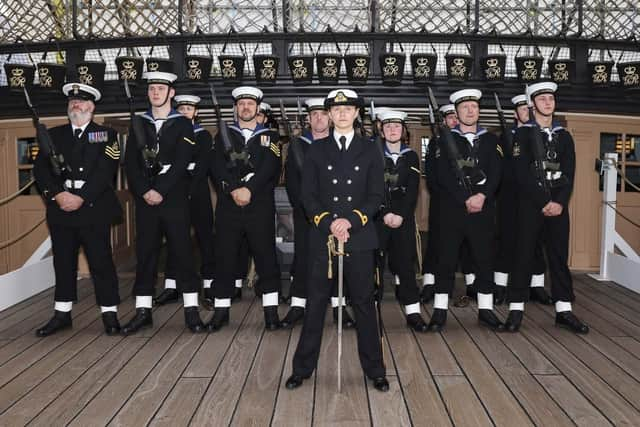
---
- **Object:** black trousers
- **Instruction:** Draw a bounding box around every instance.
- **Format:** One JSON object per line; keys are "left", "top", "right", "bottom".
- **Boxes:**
{"left": 49, "top": 222, "right": 120, "bottom": 306}
{"left": 422, "top": 194, "right": 439, "bottom": 276}
{"left": 377, "top": 219, "right": 420, "bottom": 306}
{"left": 508, "top": 199, "right": 574, "bottom": 303}
{"left": 289, "top": 209, "right": 310, "bottom": 299}
{"left": 213, "top": 201, "right": 280, "bottom": 299}
{"left": 495, "top": 186, "right": 546, "bottom": 276}
{"left": 435, "top": 199, "right": 495, "bottom": 295}
{"left": 166, "top": 182, "right": 216, "bottom": 284}
{"left": 292, "top": 248, "right": 385, "bottom": 379}
{"left": 236, "top": 236, "right": 251, "bottom": 280}
{"left": 459, "top": 239, "right": 475, "bottom": 276}
{"left": 133, "top": 201, "right": 200, "bottom": 296}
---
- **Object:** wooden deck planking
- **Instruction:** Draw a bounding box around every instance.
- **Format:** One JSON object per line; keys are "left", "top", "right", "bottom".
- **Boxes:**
{"left": 382, "top": 302, "right": 452, "bottom": 427}
{"left": 450, "top": 306, "right": 573, "bottom": 427}
{"left": 0, "top": 275, "right": 638, "bottom": 427}
{"left": 270, "top": 324, "right": 314, "bottom": 427}
{"left": 437, "top": 308, "right": 533, "bottom": 427}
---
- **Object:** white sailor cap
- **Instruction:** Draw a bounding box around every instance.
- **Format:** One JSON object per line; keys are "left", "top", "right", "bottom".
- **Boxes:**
{"left": 378, "top": 110, "right": 408, "bottom": 124}
{"left": 174, "top": 95, "right": 201, "bottom": 106}
{"left": 259, "top": 102, "right": 271, "bottom": 113}
{"left": 231, "top": 86, "right": 263, "bottom": 102}
{"left": 511, "top": 94, "right": 528, "bottom": 107}
{"left": 373, "top": 107, "right": 393, "bottom": 120}
{"left": 439, "top": 104, "right": 456, "bottom": 116}
{"left": 325, "top": 89, "right": 362, "bottom": 108}
{"left": 143, "top": 71, "right": 178, "bottom": 85}
{"left": 62, "top": 82, "right": 101, "bottom": 102}
{"left": 527, "top": 81, "right": 557, "bottom": 99}
{"left": 305, "top": 98, "right": 326, "bottom": 111}
{"left": 449, "top": 89, "right": 482, "bottom": 106}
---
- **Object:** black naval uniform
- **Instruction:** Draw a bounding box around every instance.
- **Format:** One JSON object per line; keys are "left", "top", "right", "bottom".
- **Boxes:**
{"left": 434, "top": 127, "right": 502, "bottom": 299}
{"left": 284, "top": 132, "right": 313, "bottom": 305}
{"left": 211, "top": 123, "right": 282, "bottom": 315}
{"left": 291, "top": 132, "right": 385, "bottom": 380}
{"left": 34, "top": 122, "right": 122, "bottom": 308}
{"left": 165, "top": 123, "right": 216, "bottom": 288}
{"left": 494, "top": 126, "right": 547, "bottom": 301}
{"left": 125, "top": 110, "right": 201, "bottom": 297}
{"left": 376, "top": 142, "right": 423, "bottom": 315}
{"left": 421, "top": 138, "right": 439, "bottom": 298}
{"left": 508, "top": 123, "right": 575, "bottom": 304}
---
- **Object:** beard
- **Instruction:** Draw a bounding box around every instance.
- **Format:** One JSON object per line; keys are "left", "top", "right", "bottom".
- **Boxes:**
{"left": 68, "top": 109, "right": 92, "bottom": 124}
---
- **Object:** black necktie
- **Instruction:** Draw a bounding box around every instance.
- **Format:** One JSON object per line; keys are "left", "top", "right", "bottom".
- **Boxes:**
{"left": 339, "top": 136, "right": 346, "bottom": 153}
{"left": 74, "top": 128, "right": 82, "bottom": 140}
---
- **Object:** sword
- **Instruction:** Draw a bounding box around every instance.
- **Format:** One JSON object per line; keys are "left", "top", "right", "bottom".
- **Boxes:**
{"left": 337, "top": 238, "right": 344, "bottom": 393}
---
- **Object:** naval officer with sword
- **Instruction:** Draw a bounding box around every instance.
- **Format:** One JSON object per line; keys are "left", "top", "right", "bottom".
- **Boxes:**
{"left": 284, "top": 89, "right": 388, "bottom": 393}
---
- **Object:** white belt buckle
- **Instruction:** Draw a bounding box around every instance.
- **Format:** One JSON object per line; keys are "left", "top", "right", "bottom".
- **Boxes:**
{"left": 64, "top": 179, "right": 86, "bottom": 189}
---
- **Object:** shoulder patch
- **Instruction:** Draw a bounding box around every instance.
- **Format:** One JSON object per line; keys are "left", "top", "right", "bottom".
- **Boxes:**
{"left": 269, "top": 142, "right": 281, "bottom": 157}
{"left": 105, "top": 140, "right": 120, "bottom": 160}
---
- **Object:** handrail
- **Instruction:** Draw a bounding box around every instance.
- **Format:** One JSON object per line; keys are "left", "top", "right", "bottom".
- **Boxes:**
{"left": 0, "top": 179, "right": 36, "bottom": 205}
{"left": 0, "top": 217, "right": 46, "bottom": 250}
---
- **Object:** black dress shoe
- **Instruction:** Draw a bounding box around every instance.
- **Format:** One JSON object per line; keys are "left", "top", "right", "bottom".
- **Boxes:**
{"left": 530, "top": 287, "right": 553, "bottom": 305}
{"left": 201, "top": 287, "right": 214, "bottom": 311}
{"left": 184, "top": 307, "right": 205, "bottom": 333}
{"left": 494, "top": 286, "right": 507, "bottom": 305}
{"left": 371, "top": 377, "right": 390, "bottom": 392}
{"left": 428, "top": 308, "right": 447, "bottom": 332}
{"left": 504, "top": 310, "right": 523, "bottom": 332}
{"left": 556, "top": 311, "right": 589, "bottom": 334}
{"left": 406, "top": 313, "right": 428, "bottom": 332}
{"left": 420, "top": 286, "right": 435, "bottom": 303}
{"left": 466, "top": 285, "right": 478, "bottom": 300}
{"left": 36, "top": 310, "right": 72, "bottom": 337}
{"left": 478, "top": 309, "right": 505, "bottom": 332}
{"left": 281, "top": 306, "right": 305, "bottom": 329}
{"left": 285, "top": 373, "right": 310, "bottom": 390}
{"left": 333, "top": 307, "right": 356, "bottom": 328}
{"left": 264, "top": 306, "right": 281, "bottom": 330}
{"left": 232, "top": 287, "right": 242, "bottom": 302}
{"left": 206, "top": 307, "right": 229, "bottom": 332}
{"left": 121, "top": 308, "right": 153, "bottom": 335}
{"left": 101, "top": 312, "right": 121, "bottom": 335}
{"left": 153, "top": 288, "right": 179, "bottom": 306}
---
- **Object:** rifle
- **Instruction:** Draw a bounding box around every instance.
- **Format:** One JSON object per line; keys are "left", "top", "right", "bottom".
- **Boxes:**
{"left": 209, "top": 82, "right": 250, "bottom": 168}
{"left": 427, "top": 104, "right": 437, "bottom": 138}
{"left": 427, "top": 87, "right": 476, "bottom": 196}
{"left": 493, "top": 93, "right": 513, "bottom": 157}
{"left": 280, "top": 99, "right": 305, "bottom": 171}
{"left": 23, "top": 86, "right": 70, "bottom": 178}
{"left": 124, "top": 78, "right": 161, "bottom": 177}
{"left": 525, "top": 86, "right": 551, "bottom": 197}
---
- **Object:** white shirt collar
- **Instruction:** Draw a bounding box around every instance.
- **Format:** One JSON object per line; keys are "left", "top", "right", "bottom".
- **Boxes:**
{"left": 333, "top": 129, "right": 355, "bottom": 150}
{"left": 72, "top": 122, "right": 90, "bottom": 137}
